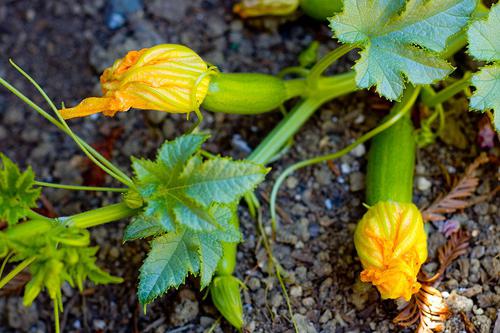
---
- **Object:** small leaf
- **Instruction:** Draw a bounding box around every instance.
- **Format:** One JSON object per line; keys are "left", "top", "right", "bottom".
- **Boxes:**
{"left": 467, "top": 3, "right": 500, "bottom": 62}
{"left": 469, "top": 66, "right": 500, "bottom": 129}
{"left": 138, "top": 228, "right": 200, "bottom": 304}
{"left": 157, "top": 133, "right": 209, "bottom": 179}
{"left": 198, "top": 233, "right": 222, "bottom": 289}
{"left": 467, "top": 3, "right": 500, "bottom": 130}
{"left": 329, "top": 0, "right": 476, "bottom": 100}
{"left": 124, "top": 215, "right": 168, "bottom": 241}
{"left": 0, "top": 154, "right": 41, "bottom": 226}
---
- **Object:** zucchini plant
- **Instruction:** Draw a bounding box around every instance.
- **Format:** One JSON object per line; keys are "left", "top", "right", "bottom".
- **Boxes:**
{"left": 0, "top": 0, "right": 497, "bottom": 331}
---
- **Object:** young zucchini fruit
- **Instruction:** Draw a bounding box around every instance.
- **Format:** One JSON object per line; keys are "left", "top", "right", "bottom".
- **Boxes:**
{"left": 299, "top": 0, "right": 343, "bottom": 20}
{"left": 209, "top": 204, "right": 244, "bottom": 329}
{"left": 202, "top": 73, "right": 292, "bottom": 115}
{"left": 354, "top": 87, "right": 428, "bottom": 301}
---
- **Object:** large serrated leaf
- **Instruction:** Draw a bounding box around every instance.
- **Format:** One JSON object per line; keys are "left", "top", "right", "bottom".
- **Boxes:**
{"left": 198, "top": 233, "right": 223, "bottom": 289}
{"left": 329, "top": 0, "right": 476, "bottom": 100}
{"left": 157, "top": 133, "right": 209, "bottom": 183}
{"left": 180, "top": 158, "right": 269, "bottom": 206}
{"left": 467, "top": 3, "right": 500, "bottom": 62}
{"left": 467, "top": 3, "right": 500, "bottom": 130}
{"left": 131, "top": 134, "right": 269, "bottom": 233}
{"left": 138, "top": 228, "right": 200, "bottom": 304}
{"left": 124, "top": 215, "right": 168, "bottom": 241}
{"left": 0, "top": 154, "right": 41, "bottom": 226}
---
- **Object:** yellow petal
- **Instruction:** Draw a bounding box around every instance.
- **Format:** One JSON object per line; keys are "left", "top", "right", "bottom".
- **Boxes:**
{"left": 354, "top": 201, "right": 427, "bottom": 300}
{"left": 60, "top": 44, "right": 213, "bottom": 120}
{"left": 59, "top": 96, "right": 129, "bottom": 119}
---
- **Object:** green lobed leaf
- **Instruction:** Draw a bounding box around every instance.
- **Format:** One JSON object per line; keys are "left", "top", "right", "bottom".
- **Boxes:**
{"left": 467, "top": 3, "right": 500, "bottom": 130}
{"left": 130, "top": 134, "right": 265, "bottom": 305}
{"left": 137, "top": 204, "right": 241, "bottom": 304}
{"left": 0, "top": 154, "right": 41, "bottom": 226}
{"left": 197, "top": 233, "right": 223, "bottom": 289}
{"left": 138, "top": 228, "right": 200, "bottom": 304}
{"left": 124, "top": 215, "right": 169, "bottom": 241}
{"left": 329, "top": 0, "right": 477, "bottom": 100}
{"left": 467, "top": 3, "right": 500, "bottom": 62}
{"left": 181, "top": 158, "right": 269, "bottom": 206}
{"left": 131, "top": 134, "right": 268, "bottom": 233}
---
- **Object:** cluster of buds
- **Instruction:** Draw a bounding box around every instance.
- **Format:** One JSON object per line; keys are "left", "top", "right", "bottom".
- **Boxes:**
{"left": 354, "top": 202, "right": 428, "bottom": 301}
{"left": 234, "top": 0, "right": 299, "bottom": 18}
{"left": 60, "top": 44, "right": 213, "bottom": 119}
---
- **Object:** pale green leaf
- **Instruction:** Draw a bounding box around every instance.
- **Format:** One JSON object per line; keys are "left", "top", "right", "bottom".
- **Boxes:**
{"left": 0, "top": 154, "right": 41, "bottom": 226}
{"left": 138, "top": 228, "right": 200, "bottom": 304}
{"left": 124, "top": 215, "right": 168, "bottom": 241}
{"left": 198, "top": 233, "right": 222, "bottom": 289}
{"left": 467, "top": 3, "right": 500, "bottom": 130}
{"left": 329, "top": 0, "right": 476, "bottom": 100}
{"left": 157, "top": 133, "right": 208, "bottom": 183}
{"left": 467, "top": 3, "right": 500, "bottom": 62}
{"left": 131, "top": 134, "right": 268, "bottom": 232}
{"left": 181, "top": 158, "right": 269, "bottom": 206}
{"left": 470, "top": 65, "right": 500, "bottom": 130}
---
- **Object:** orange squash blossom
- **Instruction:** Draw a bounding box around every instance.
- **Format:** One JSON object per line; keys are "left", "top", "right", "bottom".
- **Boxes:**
{"left": 354, "top": 201, "right": 427, "bottom": 301}
{"left": 59, "top": 44, "right": 213, "bottom": 119}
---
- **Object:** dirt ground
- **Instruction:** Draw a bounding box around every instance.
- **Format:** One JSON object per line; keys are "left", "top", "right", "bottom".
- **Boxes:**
{"left": 0, "top": 1, "right": 498, "bottom": 333}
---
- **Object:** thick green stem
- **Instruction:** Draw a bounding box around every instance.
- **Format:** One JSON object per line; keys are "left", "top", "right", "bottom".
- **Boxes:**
{"left": 5, "top": 203, "right": 138, "bottom": 240}
{"left": 248, "top": 71, "right": 357, "bottom": 164}
{"left": 307, "top": 44, "right": 358, "bottom": 87}
{"left": 63, "top": 202, "right": 138, "bottom": 229}
{"left": 422, "top": 73, "right": 471, "bottom": 108}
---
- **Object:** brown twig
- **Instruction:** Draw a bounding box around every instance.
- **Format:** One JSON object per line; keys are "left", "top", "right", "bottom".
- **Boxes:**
{"left": 420, "top": 230, "right": 471, "bottom": 285}
{"left": 421, "top": 153, "right": 489, "bottom": 222}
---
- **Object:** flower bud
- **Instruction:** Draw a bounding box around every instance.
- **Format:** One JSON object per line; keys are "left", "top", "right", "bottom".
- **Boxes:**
{"left": 210, "top": 275, "right": 244, "bottom": 329}
{"left": 234, "top": 0, "right": 299, "bottom": 18}
{"left": 60, "top": 44, "right": 212, "bottom": 119}
{"left": 354, "top": 201, "right": 427, "bottom": 301}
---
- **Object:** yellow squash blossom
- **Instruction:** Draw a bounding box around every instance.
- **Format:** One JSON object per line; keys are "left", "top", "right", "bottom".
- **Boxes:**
{"left": 354, "top": 201, "right": 427, "bottom": 301}
{"left": 234, "top": 0, "right": 299, "bottom": 18}
{"left": 60, "top": 44, "right": 213, "bottom": 119}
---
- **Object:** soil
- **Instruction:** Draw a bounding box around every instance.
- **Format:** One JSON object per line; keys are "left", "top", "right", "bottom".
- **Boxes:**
{"left": 0, "top": 1, "right": 499, "bottom": 333}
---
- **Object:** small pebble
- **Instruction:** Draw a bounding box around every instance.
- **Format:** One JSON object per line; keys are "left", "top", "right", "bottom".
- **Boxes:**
{"left": 351, "top": 144, "right": 366, "bottom": 157}
{"left": 340, "top": 163, "right": 351, "bottom": 174}
{"left": 248, "top": 277, "right": 261, "bottom": 291}
{"left": 447, "top": 291, "right": 474, "bottom": 312}
{"left": 349, "top": 172, "right": 365, "bottom": 192}
{"left": 302, "top": 297, "right": 315, "bottom": 308}
{"left": 290, "top": 286, "right": 303, "bottom": 298}
{"left": 417, "top": 176, "right": 432, "bottom": 191}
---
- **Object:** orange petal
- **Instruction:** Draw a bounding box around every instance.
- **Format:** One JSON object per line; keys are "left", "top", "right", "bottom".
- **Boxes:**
{"left": 59, "top": 96, "right": 129, "bottom": 119}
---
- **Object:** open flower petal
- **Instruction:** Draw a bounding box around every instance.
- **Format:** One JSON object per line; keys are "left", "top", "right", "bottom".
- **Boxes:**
{"left": 60, "top": 44, "right": 212, "bottom": 119}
